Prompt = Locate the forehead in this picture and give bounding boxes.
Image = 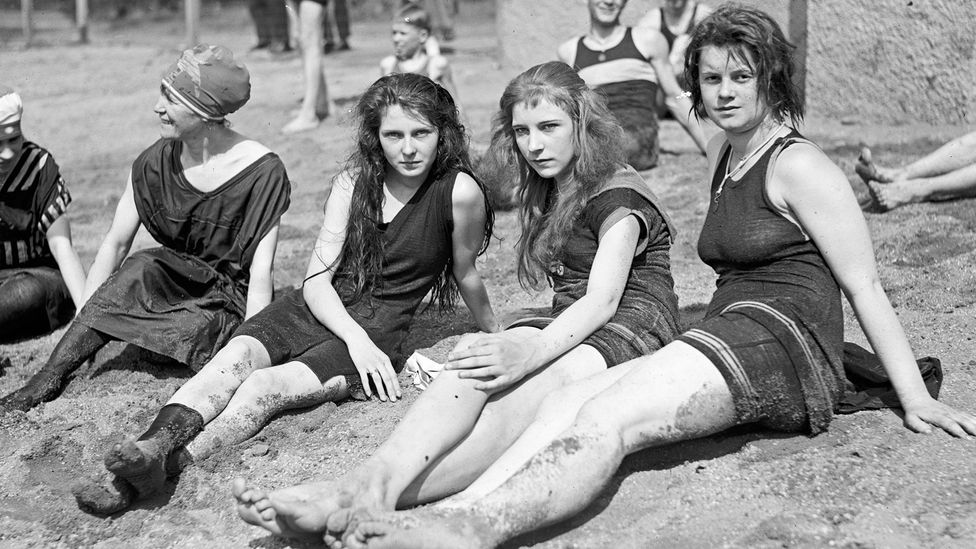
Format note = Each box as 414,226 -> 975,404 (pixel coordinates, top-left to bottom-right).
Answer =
699,45 -> 756,71
512,98 -> 570,124
392,21 -> 423,34
380,104 -> 434,128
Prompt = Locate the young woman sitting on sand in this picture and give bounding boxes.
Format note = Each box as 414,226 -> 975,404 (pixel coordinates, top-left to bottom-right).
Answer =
0,86 -> 86,343
232,60 -> 683,543
238,6 -> 976,548
0,45 -> 290,413
72,72 -> 499,514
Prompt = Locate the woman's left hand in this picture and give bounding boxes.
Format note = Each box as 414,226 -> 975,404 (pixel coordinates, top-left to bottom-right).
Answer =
901,396 -> 976,438
444,332 -> 541,392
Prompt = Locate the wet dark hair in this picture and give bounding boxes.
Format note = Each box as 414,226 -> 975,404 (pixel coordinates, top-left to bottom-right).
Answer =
490,61 -> 625,289
684,3 -> 804,126
331,72 -> 493,309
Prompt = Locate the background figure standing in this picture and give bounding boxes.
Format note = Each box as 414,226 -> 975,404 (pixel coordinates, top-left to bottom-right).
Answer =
0,86 -> 86,343
322,0 -> 351,53
637,0 -> 713,116
283,0 -> 333,133
423,0 -> 457,42
249,0 -> 292,54
558,0 -> 707,171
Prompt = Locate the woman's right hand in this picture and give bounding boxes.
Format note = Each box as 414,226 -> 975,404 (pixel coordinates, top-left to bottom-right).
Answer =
347,334 -> 401,402
901,395 -> 976,438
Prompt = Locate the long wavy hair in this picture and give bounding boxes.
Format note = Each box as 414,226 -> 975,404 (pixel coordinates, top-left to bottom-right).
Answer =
684,3 -> 804,126
490,61 -> 624,288
331,72 -> 493,308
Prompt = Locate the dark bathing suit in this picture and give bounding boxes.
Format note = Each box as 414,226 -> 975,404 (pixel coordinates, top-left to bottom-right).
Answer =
511,166 -> 680,366
76,138 -> 291,367
236,168 -> 467,398
677,131 -> 845,434
0,141 -> 74,338
573,28 -> 661,171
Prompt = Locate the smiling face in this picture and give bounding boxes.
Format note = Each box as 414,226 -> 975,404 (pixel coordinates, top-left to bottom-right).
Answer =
588,0 -> 627,26
512,98 -> 576,185
379,104 -> 439,183
154,87 -> 205,140
698,45 -> 770,135
391,21 -> 427,60
0,132 -> 24,178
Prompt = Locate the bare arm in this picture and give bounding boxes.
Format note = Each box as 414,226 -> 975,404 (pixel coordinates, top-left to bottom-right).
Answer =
45,215 -> 87,309
634,28 -> 707,153
449,173 -> 499,333
773,144 -> 976,436
244,224 -> 279,319
301,172 -> 401,401
82,176 -> 141,304
447,216 -> 642,392
901,130 -> 976,179
556,38 -> 578,66
379,55 -> 397,77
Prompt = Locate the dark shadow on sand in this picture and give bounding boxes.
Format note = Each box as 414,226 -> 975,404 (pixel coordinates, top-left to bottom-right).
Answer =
504,426 -> 798,548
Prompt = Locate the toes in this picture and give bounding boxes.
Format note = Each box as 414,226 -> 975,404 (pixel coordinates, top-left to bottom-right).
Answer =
325,507 -> 355,536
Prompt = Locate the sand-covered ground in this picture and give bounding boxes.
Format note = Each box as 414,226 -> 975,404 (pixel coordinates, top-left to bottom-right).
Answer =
1,2 -> 975,548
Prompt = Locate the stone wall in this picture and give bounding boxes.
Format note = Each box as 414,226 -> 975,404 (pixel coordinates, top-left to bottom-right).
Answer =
496,0 -> 976,124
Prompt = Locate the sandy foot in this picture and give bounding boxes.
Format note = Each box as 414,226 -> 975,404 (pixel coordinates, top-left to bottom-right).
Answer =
72,473 -> 136,515
866,180 -> 918,211
233,477 -> 357,540
855,144 -> 896,184
104,438 -> 167,498
344,509 -> 493,549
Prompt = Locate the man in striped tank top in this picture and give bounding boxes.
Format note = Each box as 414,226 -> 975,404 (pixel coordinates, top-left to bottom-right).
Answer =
0,86 -> 86,342
558,0 -> 707,170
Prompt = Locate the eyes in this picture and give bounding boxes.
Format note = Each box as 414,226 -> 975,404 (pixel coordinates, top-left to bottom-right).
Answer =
381,128 -> 435,140
512,122 -> 562,138
700,72 -> 755,84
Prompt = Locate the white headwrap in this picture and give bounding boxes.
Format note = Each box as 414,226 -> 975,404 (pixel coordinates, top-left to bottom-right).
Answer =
0,86 -> 23,138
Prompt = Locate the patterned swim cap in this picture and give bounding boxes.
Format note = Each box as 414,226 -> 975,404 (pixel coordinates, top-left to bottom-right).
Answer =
161,44 -> 250,122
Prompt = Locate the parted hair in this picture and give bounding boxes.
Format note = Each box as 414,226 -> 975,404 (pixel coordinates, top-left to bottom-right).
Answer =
331,72 -> 492,308
684,3 -> 804,126
490,61 -> 625,289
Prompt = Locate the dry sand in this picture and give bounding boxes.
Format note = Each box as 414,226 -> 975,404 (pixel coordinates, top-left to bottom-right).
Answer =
1,2 -> 975,548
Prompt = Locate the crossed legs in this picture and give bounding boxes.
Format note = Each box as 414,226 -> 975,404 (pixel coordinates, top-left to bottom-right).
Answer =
233,328 -> 609,540
341,341 -> 738,548
857,131 -> 976,211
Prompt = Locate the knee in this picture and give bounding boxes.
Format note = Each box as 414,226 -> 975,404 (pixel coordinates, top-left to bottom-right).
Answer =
234,368 -> 288,402
535,386 -> 575,422
572,397 -> 626,450
1,272 -> 47,305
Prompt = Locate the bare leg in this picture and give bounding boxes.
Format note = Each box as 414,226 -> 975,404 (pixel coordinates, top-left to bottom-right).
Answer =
0,322 -> 110,412
235,330 -> 607,540
868,162 -> 976,211
350,341 -> 739,549
185,362 -> 346,461
282,0 -> 330,133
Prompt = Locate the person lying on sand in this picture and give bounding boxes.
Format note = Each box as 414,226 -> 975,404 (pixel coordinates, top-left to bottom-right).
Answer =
857,131 -> 976,211
232,60 -> 683,545
236,7 -> 976,548
72,72 -> 499,514
0,86 -> 86,343
0,45 -> 290,414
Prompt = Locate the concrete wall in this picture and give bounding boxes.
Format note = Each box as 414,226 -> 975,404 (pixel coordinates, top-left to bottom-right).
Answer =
496,0 -> 976,124
806,0 -> 976,125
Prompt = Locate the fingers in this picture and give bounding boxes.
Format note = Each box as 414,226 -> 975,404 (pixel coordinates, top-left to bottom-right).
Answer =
473,375 -> 513,393
447,337 -> 500,362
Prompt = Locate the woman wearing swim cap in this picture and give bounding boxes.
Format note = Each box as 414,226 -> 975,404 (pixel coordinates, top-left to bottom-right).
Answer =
0,46 -> 291,425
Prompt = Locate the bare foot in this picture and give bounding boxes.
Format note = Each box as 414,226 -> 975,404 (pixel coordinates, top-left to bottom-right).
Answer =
103,438 -> 167,498
855,144 -> 900,184
72,473 -> 136,515
866,180 -> 919,212
233,477 -> 358,539
344,508 -> 495,549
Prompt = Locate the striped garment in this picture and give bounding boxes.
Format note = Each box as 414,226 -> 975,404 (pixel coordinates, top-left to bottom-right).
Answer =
0,141 -> 71,267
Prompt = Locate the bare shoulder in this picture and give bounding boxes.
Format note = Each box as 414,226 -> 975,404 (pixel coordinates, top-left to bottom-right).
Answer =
452,171 -> 485,208
379,55 -> 397,75
636,8 -> 661,29
773,142 -> 850,196
430,54 -> 450,72
556,37 -> 578,64
331,170 -> 357,198
631,26 -> 669,60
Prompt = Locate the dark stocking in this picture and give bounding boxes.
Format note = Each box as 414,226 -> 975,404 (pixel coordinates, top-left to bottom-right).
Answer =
0,323 -> 110,412
103,404 -> 204,500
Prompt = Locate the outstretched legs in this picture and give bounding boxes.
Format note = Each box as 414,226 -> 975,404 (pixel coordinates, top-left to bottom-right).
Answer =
857,135 -> 976,211
348,341 -> 738,548
0,322 -> 110,412
234,333 -> 608,540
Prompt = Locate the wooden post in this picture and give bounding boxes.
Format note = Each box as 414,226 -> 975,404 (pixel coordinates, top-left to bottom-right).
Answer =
21,0 -> 34,47
185,0 -> 200,47
76,0 -> 89,44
